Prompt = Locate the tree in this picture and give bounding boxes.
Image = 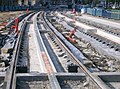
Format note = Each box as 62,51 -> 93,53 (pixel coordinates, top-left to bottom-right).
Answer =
93,0 -> 99,5
106,0 -> 119,8
85,0 -> 90,4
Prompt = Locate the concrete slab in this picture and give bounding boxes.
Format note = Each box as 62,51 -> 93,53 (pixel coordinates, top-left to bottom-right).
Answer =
96,30 -> 120,45
80,14 -> 120,29
28,15 -> 46,73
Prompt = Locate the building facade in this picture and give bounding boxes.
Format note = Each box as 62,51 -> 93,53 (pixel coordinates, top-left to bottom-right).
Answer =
17,0 -> 46,6
0,0 -> 73,6
0,0 -> 17,6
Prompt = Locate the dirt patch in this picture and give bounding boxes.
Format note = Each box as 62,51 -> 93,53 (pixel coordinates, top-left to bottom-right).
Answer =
0,11 -> 25,25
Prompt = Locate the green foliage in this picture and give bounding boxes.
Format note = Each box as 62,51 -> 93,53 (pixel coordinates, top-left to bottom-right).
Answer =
85,0 -> 89,4
93,0 -> 99,4
107,0 -> 120,3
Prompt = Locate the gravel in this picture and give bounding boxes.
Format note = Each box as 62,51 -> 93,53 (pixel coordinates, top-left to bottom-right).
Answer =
0,11 -> 25,25
16,80 -> 51,89
59,80 -> 85,89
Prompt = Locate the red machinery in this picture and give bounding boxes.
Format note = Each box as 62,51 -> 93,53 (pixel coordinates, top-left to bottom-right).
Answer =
26,8 -> 29,13
11,18 -> 19,32
67,28 -> 77,43
72,8 -> 76,14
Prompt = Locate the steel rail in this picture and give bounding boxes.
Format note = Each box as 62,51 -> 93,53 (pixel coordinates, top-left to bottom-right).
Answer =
42,12 -> 110,89
3,13 -> 35,89
33,12 -> 61,89
61,13 -> 120,50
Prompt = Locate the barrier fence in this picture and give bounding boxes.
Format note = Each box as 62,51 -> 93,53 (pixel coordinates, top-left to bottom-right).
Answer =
76,5 -> 120,20
0,6 -> 42,11
0,5 -> 120,20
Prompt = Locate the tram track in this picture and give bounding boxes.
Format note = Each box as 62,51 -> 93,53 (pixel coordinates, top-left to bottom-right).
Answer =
2,10 -> 120,89
38,12 -> 82,73
3,12 -> 35,89
42,11 -> 110,89
47,12 -> 118,72
49,11 -> 120,72
56,12 -> 120,52
3,11 -> 61,89
14,11 -> 111,89
63,11 -> 120,37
